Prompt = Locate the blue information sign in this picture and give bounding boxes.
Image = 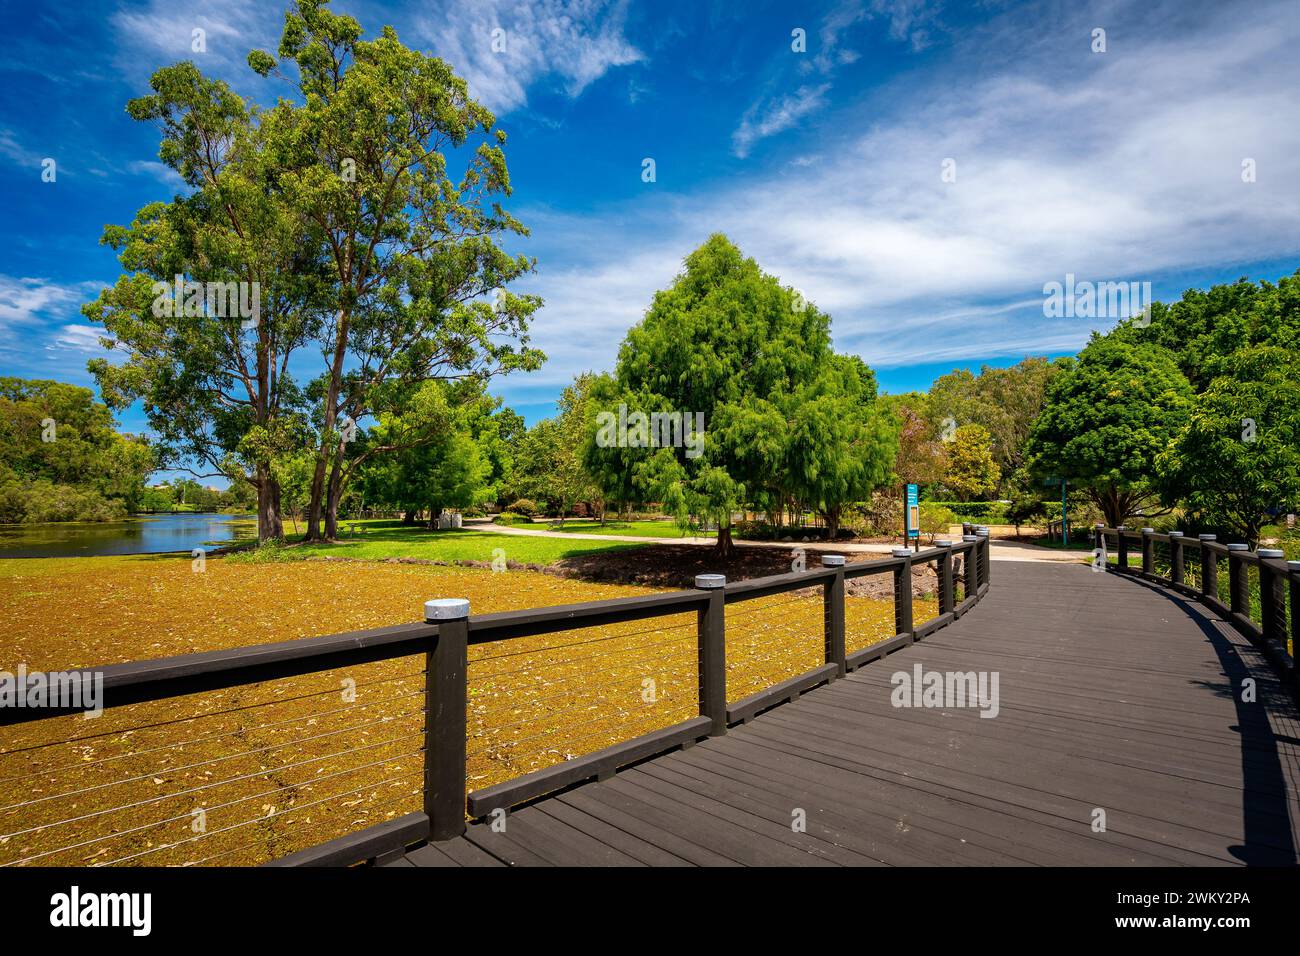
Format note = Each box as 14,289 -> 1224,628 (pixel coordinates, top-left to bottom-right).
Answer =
904,483 -> 919,540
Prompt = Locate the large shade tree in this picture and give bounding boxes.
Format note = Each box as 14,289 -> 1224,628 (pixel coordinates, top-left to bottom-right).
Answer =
1157,345 -> 1300,543
1024,337 -> 1192,527
249,1 -> 543,540
86,0 -> 542,544
86,61 -> 326,542
585,234 -> 894,556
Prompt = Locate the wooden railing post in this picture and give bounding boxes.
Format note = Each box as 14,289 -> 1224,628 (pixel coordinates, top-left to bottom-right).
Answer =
1140,528 -> 1154,575
424,598 -> 469,841
1199,534 -> 1218,600
1258,550 -> 1286,647
1227,544 -> 1250,618
892,548 -> 914,638
935,540 -> 955,616
821,556 -> 847,678
1116,526 -> 1129,572
695,574 -> 727,736
976,528 -> 991,586
963,535 -> 979,597
1168,531 -> 1185,585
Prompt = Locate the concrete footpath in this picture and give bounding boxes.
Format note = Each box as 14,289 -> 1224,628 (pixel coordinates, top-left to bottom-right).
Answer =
463,519 -> 1088,564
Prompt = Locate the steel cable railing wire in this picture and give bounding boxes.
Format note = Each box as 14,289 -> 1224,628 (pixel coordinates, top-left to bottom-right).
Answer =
0,683 -> 427,787
0,667 -> 423,761
467,621 -> 695,683
179,782 -> 424,867
724,598 -> 822,702
468,615 -> 696,667
0,723 -> 427,854
0,704 -> 426,815
4,741 -> 426,867
468,643 -> 698,743
472,683 -> 697,758
88,768 -> 426,868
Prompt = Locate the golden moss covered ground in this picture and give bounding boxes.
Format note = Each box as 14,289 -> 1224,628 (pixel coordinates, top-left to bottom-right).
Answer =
0,554 -> 910,866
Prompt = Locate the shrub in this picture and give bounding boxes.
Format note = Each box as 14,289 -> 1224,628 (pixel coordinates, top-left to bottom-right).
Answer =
918,503 -> 959,540
507,499 -> 537,516
493,511 -> 531,526
928,501 -> 1008,523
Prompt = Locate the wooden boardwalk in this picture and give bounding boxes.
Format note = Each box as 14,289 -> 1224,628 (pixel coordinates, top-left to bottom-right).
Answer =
387,561 -> 1300,867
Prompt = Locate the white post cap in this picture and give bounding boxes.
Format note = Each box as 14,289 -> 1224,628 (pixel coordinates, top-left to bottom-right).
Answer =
1168,531 -> 1184,537
1258,549 -> 1284,559
1198,533 -> 1217,540
892,548 -> 913,558
962,534 -> 978,542
820,554 -> 845,567
1141,527 -> 1155,533
425,598 -> 470,621
1227,543 -> 1249,551
695,573 -> 726,589
1287,561 -> 1300,570
934,540 -> 953,547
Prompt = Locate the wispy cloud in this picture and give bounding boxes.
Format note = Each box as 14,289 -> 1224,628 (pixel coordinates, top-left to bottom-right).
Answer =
0,276 -> 97,328
735,0 -> 946,157
733,84 -> 830,159
507,0 -> 1300,398
45,324 -> 106,354
412,0 -> 644,115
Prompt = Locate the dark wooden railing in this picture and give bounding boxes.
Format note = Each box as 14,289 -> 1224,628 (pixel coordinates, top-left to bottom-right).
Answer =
1,534 -> 992,868
1095,525 -> 1297,696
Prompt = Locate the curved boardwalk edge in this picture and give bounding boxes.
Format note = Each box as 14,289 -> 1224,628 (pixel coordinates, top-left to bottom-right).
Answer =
379,562 -> 1300,867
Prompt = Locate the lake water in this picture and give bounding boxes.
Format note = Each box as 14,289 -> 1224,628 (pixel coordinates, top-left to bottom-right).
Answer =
0,513 -> 256,558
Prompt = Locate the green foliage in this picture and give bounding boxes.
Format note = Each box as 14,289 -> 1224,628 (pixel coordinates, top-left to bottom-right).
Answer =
943,423 -> 1001,500
0,378 -> 154,522
358,381 -> 494,521
880,393 -> 947,489
507,375 -> 602,521
917,502 -> 958,539
89,0 -> 544,542
928,500 -> 1008,522
583,234 -> 895,552
506,499 -> 538,516
492,511 -> 530,526
929,358 -> 1064,488
1024,337 -> 1192,526
1157,345 -> 1300,543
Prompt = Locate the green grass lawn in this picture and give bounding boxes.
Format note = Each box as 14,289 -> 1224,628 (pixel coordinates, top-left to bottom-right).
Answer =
229,519 -> 648,565
534,518 -> 715,538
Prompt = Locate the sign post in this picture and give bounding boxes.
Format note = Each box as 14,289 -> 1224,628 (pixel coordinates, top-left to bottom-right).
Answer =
904,483 -> 920,551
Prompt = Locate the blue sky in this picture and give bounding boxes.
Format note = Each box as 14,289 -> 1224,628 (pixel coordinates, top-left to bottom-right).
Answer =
2,0 -> 1298,466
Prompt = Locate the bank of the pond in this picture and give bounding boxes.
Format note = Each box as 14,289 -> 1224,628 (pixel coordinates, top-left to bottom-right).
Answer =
0,512 -> 256,558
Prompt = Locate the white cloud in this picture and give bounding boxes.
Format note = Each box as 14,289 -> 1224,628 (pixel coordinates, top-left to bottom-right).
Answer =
109,0 -> 276,83
46,324 -> 107,354
733,84 -> 831,159
127,159 -> 187,189
502,0 -> 1300,405
0,276 -> 97,328
412,0 -> 643,115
